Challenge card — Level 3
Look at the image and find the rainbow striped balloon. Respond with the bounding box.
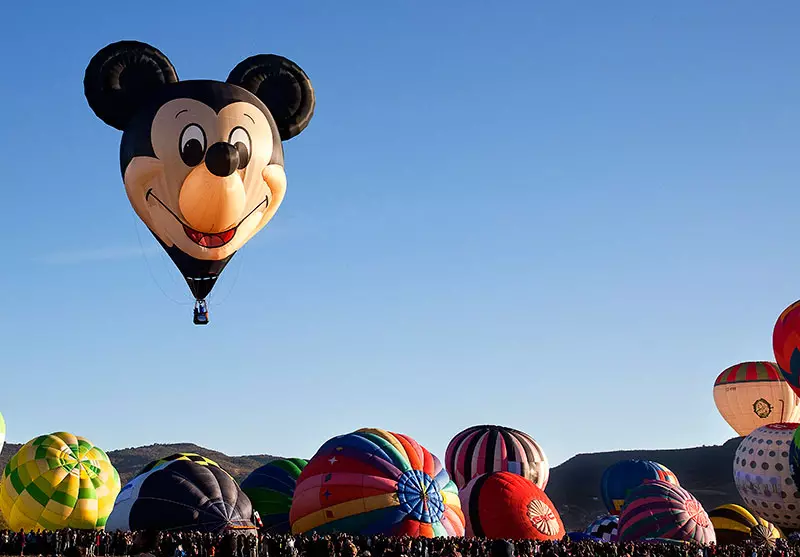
[290,428,465,537]
[617,480,715,544]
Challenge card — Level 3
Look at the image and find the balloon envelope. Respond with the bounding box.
[0,432,120,530]
[106,453,255,534]
[734,423,800,530]
[600,460,680,515]
[617,480,715,544]
[585,514,619,542]
[241,458,307,533]
[290,428,465,537]
[714,362,800,436]
[459,471,564,541]
[445,425,548,490]
[773,301,800,398]
[708,504,783,546]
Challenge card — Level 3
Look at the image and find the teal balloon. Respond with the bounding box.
[241,458,307,533]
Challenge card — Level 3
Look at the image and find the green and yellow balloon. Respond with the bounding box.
[0,432,120,530]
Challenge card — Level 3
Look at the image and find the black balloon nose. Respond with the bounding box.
[205,142,239,177]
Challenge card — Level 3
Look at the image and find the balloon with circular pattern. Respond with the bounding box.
[773,301,800,398]
[601,460,680,515]
[708,504,783,546]
[106,453,255,534]
[586,514,619,542]
[445,425,548,490]
[290,428,465,537]
[733,423,800,530]
[617,479,715,544]
[241,458,307,533]
[0,432,121,530]
[714,362,800,436]
[458,471,565,541]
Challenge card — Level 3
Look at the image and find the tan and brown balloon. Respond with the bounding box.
[713,362,800,437]
[84,41,315,320]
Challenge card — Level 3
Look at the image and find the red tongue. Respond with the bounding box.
[184,226,236,248]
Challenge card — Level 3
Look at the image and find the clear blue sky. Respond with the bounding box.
[0,0,798,468]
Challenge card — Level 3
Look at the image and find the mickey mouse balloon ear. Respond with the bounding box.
[227,54,315,141]
[84,40,179,131]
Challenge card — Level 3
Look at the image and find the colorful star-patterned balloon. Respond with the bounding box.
[290,428,465,537]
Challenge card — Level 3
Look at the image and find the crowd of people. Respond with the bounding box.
[0,529,797,557]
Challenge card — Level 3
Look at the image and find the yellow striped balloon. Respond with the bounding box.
[708,504,783,546]
[0,432,120,530]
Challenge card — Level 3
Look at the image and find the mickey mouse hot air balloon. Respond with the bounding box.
[84,41,315,324]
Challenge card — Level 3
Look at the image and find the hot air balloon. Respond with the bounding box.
[585,514,619,542]
[733,423,800,530]
[774,301,800,397]
[0,411,5,456]
[617,480,715,544]
[600,460,680,515]
[106,453,255,534]
[83,40,315,325]
[290,428,465,537]
[458,471,564,541]
[241,458,307,533]
[708,504,783,546]
[445,425,548,490]
[0,432,121,530]
[714,362,800,436]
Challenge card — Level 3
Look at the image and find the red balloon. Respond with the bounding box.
[459,472,565,541]
[773,300,800,398]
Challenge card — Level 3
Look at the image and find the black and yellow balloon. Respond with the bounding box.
[0,432,121,530]
[708,504,783,546]
[83,41,315,323]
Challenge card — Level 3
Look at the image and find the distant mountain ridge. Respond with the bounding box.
[0,437,745,531]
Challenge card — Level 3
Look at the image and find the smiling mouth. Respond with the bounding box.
[182,225,237,248]
[146,188,269,250]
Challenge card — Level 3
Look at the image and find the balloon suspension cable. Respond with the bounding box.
[207,252,244,307]
[132,211,190,306]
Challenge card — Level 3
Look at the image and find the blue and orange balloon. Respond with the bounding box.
[601,460,679,515]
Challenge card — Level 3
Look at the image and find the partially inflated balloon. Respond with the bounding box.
[106,453,255,534]
[585,515,619,542]
[0,432,120,530]
[734,423,800,530]
[617,480,715,544]
[714,362,800,436]
[241,458,307,533]
[458,472,564,540]
[773,301,800,397]
[445,425,548,490]
[291,428,465,537]
[600,460,680,515]
[83,41,315,313]
[708,504,783,546]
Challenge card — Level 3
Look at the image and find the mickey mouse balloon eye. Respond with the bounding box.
[180,124,206,167]
[229,127,251,169]
[84,41,315,325]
